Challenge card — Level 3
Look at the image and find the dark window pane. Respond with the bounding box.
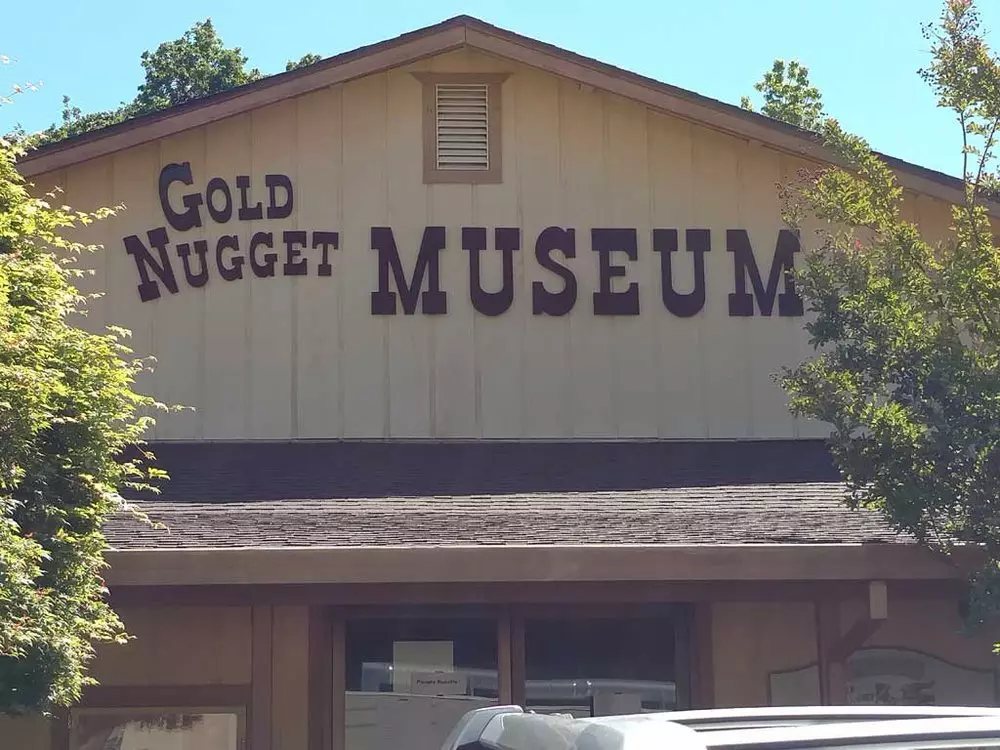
[345,617,499,750]
[524,616,678,716]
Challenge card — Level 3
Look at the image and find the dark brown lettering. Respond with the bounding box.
[265,174,294,220]
[532,226,576,316]
[177,240,209,288]
[237,175,264,221]
[728,229,803,317]
[653,228,710,317]
[592,228,639,316]
[205,177,233,224]
[463,226,519,316]
[371,226,447,315]
[158,162,203,232]
[283,230,308,276]
[123,227,179,302]
[312,231,339,277]
[216,235,244,281]
[249,231,276,277]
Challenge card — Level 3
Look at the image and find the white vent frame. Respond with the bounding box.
[414,72,509,185]
[435,82,490,171]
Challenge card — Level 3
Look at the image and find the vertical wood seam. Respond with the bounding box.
[309,606,334,750]
[331,615,347,750]
[498,613,513,704]
[510,614,526,706]
[251,604,274,750]
[693,602,715,709]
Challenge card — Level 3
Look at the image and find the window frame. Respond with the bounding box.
[55,684,251,750]
[412,72,510,185]
[68,704,248,750]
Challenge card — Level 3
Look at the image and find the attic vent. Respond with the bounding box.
[435,83,489,171]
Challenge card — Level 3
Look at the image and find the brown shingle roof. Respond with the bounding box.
[106,440,906,550]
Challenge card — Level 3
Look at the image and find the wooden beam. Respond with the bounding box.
[815,597,843,705]
[308,607,333,750]
[827,616,884,664]
[498,613,513,704]
[251,605,273,750]
[690,603,715,709]
[107,578,967,607]
[331,616,346,750]
[510,616,526,707]
[104,544,968,588]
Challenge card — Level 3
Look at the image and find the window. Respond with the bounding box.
[70,707,245,750]
[413,73,508,184]
[345,617,499,750]
[522,614,681,717]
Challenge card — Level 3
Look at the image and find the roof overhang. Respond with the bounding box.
[103,542,970,587]
[14,16,993,216]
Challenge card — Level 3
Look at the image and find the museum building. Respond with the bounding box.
[4,14,999,750]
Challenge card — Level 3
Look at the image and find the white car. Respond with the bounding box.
[441,705,1000,750]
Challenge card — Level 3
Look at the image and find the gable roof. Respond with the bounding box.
[14,14,974,212]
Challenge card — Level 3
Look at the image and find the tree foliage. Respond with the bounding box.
[17,19,317,149]
[741,58,825,131]
[773,0,1000,637]
[133,19,261,114]
[0,119,164,710]
[285,53,323,72]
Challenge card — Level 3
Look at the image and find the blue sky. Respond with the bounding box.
[2,0,997,178]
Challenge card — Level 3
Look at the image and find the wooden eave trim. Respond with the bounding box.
[16,25,468,178]
[103,543,967,587]
[462,27,992,215]
[16,17,989,217]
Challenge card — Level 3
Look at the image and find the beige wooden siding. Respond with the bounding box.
[44,48,951,441]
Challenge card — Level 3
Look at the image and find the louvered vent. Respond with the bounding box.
[435,83,489,171]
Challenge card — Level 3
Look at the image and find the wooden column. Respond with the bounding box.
[498,613,513,704]
[308,607,334,750]
[690,603,715,709]
[251,605,274,750]
[331,616,347,750]
[510,615,526,707]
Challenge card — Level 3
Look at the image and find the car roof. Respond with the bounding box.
[642,707,1000,731]
[443,707,1000,750]
[702,716,1000,750]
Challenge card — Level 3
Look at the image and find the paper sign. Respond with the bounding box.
[392,641,454,693]
[411,671,468,696]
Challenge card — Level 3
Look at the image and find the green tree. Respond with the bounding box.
[133,19,261,114]
[285,53,322,72]
[741,58,825,131]
[0,117,165,710]
[776,0,1000,637]
[20,19,262,148]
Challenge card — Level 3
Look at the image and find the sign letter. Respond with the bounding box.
[464,227,519,316]
[653,228,710,317]
[123,227,179,302]
[158,162,203,232]
[727,229,803,317]
[532,227,577,316]
[592,228,639,316]
[370,227,447,315]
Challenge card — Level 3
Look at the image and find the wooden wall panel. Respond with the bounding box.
[36,49,956,442]
[91,606,252,685]
[340,74,389,438]
[272,606,311,750]
[295,86,345,439]
[200,115,253,439]
[155,128,206,439]
[107,145,159,436]
[516,67,568,438]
